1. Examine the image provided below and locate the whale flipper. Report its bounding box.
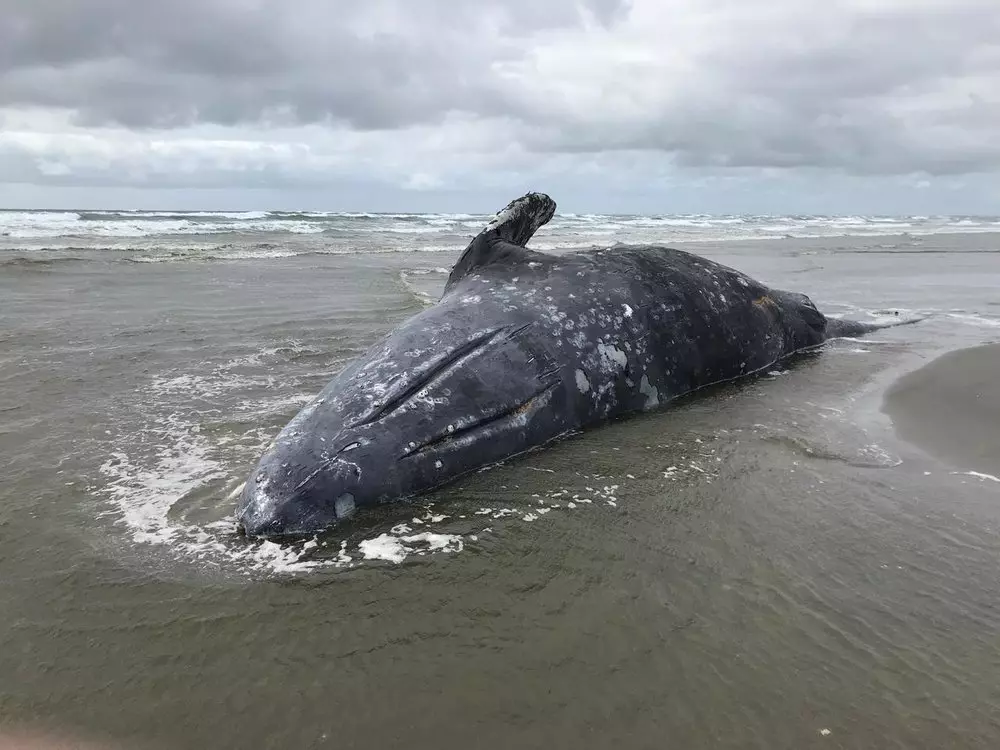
[445,192,556,292]
[825,313,926,338]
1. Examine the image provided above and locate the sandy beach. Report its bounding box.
[883,344,1000,477]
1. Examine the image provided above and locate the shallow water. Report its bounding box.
[2,229,1000,749]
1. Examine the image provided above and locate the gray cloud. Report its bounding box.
[0,0,998,194]
[1,0,627,129]
[504,1,1000,175]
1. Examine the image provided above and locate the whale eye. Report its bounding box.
[335,493,356,519]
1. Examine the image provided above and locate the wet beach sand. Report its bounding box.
[883,344,1000,478]
[2,227,1000,749]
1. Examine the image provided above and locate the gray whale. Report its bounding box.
[236,192,915,538]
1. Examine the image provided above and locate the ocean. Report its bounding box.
[2,207,1000,749]
[4,208,1000,262]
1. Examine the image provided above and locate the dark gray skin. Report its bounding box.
[236,192,916,538]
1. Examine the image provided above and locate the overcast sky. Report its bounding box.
[2,0,998,214]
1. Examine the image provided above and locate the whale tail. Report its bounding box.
[826,312,926,338]
[445,192,556,292]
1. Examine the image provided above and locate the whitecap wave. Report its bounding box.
[5,208,1000,246]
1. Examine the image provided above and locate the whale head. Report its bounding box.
[235,317,564,539]
[234,349,449,538]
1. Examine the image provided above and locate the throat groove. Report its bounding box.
[401,381,559,459]
[353,326,510,427]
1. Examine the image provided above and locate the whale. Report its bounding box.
[236,192,917,538]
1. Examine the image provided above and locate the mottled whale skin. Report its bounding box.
[236,192,905,538]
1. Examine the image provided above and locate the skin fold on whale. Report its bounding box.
[236,192,918,538]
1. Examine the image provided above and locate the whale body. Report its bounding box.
[236,192,910,538]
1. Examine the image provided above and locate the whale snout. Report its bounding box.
[235,453,361,539]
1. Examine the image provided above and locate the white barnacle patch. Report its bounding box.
[435,460,444,469]
[460,295,482,305]
[412,392,451,409]
[335,493,356,519]
[484,204,517,231]
[597,342,628,370]
[639,374,660,408]
[575,369,591,393]
[368,381,391,398]
[623,304,634,318]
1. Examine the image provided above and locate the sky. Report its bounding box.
[1,0,999,214]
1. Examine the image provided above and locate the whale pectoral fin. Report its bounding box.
[483,192,557,247]
[445,192,556,292]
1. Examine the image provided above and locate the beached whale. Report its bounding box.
[236,192,915,538]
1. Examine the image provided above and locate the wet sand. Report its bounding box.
[883,343,1000,476]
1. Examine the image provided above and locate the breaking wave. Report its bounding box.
[4,208,1000,244]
